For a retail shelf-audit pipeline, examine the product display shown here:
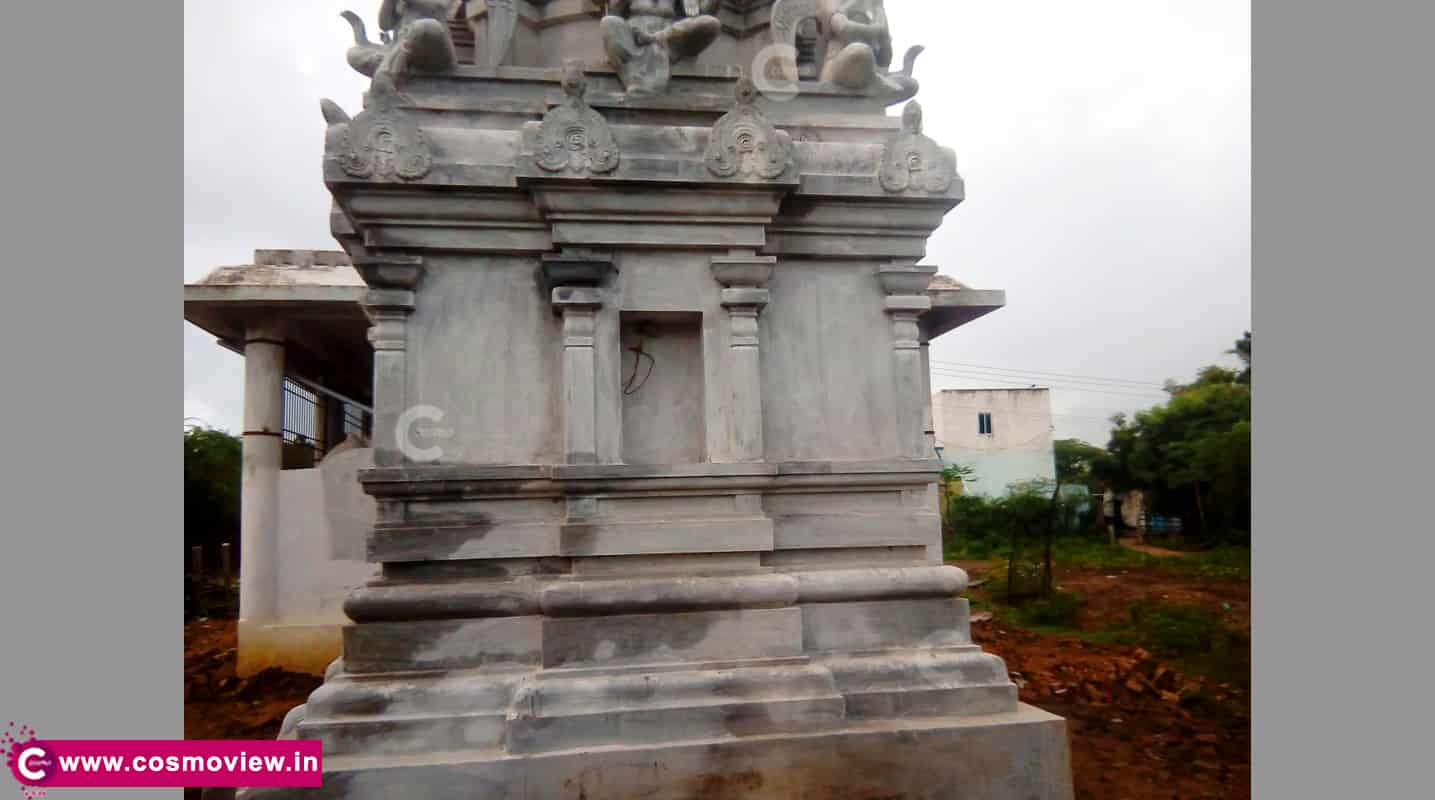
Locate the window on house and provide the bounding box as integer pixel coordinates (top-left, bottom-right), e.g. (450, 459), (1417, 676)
(978, 412), (994, 436)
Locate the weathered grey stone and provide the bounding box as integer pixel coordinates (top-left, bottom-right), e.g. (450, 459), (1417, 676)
(342, 616), (542, 673)
(541, 608), (804, 669)
(801, 597), (972, 653)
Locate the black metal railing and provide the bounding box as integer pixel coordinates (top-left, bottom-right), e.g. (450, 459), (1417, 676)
(282, 379), (323, 458)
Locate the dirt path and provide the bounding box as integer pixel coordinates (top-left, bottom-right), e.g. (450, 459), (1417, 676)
(1118, 539), (1197, 558)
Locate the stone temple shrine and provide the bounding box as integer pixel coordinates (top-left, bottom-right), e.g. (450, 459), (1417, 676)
(238, 1), (1074, 797)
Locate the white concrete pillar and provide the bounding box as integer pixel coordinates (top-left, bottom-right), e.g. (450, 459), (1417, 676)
(712, 254), (775, 463)
(878, 264), (937, 460)
(240, 323), (285, 625)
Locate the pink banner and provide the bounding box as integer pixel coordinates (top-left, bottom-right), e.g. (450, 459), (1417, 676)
(7, 740), (323, 789)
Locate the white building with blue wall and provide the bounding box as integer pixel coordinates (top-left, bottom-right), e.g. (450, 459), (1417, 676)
(933, 388), (1057, 497)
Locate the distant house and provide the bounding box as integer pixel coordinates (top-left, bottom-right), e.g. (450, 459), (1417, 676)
(932, 388), (1056, 497)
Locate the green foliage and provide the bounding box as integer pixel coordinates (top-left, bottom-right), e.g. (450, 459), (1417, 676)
(1126, 600), (1224, 656)
(1103, 334), (1252, 540)
(184, 425), (243, 560)
(1114, 599), (1251, 688)
(942, 481), (1093, 563)
(940, 462), (977, 487)
(1230, 331), (1251, 385)
(1053, 439), (1105, 487)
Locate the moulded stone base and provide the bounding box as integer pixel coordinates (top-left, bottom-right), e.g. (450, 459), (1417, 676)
(241, 704), (1071, 800)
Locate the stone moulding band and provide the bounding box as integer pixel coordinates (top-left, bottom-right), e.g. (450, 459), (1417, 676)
(344, 566), (968, 623)
(356, 460), (945, 498)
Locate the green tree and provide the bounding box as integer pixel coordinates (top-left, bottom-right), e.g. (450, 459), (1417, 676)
(1053, 439), (1105, 487)
(184, 425), (243, 565)
(1102, 335), (1252, 541)
(1230, 331), (1251, 385)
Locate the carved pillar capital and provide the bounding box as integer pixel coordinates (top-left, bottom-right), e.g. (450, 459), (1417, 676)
(354, 253), (426, 290)
(713, 253), (776, 313)
(712, 253), (776, 289)
(877, 262), (938, 299)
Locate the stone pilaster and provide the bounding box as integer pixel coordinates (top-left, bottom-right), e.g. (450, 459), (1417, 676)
(354, 255), (424, 468)
(878, 263), (938, 459)
(543, 252), (614, 465)
(712, 253), (776, 463)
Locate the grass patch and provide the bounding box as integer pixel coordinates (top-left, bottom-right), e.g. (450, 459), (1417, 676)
(1020, 590), (1085, 627)
(1156, 546), (1251, 581)
(981, 581), (1086, 632)
(950, 536), (1251, 583)
(1126, 600), (1225, 655)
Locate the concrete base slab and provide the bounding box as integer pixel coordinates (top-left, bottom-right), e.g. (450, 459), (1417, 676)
(242, 704), (1071, 799)
(238, 621), (344, 677)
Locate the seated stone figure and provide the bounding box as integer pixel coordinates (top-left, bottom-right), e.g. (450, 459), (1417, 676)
(771, 0), (921, 101)
(342, 0), (458, 81)
(602, 0), (722, 96)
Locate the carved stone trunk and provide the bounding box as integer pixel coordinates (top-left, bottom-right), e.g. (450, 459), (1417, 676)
(250, 4), (1072, 798)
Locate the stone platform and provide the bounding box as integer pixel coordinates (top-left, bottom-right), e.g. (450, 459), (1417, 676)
(250, 705), (1068, 800)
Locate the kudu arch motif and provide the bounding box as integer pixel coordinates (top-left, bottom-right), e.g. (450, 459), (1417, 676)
(534, 63), (621, 175)
(705, 78), (794, 180)
(879, 101), (956, 195)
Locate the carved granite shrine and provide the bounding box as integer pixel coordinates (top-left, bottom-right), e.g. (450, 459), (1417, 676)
(250, 1), (1074, 797)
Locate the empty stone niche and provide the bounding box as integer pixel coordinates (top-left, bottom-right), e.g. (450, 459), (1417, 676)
(619, 311), (706, 465)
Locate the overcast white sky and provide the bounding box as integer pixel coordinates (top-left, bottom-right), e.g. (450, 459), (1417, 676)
(184, 0), (1250, 447)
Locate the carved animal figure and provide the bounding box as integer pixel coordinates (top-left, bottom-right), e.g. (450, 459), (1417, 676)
(340, 0), (458, 81)
(770, 0), (922, 101)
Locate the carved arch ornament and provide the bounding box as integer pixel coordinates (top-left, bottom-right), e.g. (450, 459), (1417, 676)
(334, 76), (434, 182)
(878, 101), (955, 195)
(534, 62), (622, 175)
(705, 79), (793, 180)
